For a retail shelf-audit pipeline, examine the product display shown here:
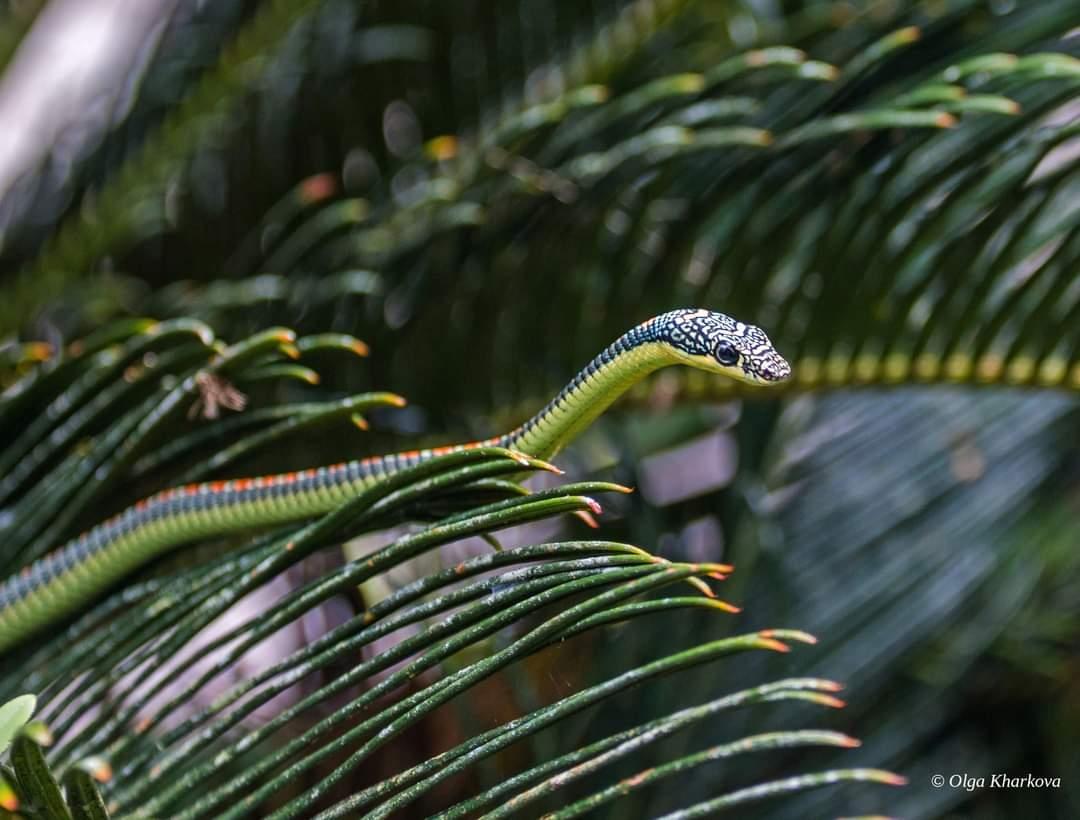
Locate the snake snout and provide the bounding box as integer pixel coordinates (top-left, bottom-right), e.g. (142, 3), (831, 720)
(761, 356), (792, 382)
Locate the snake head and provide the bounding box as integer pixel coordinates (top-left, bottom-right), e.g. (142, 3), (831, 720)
(655, 309), (792, 385)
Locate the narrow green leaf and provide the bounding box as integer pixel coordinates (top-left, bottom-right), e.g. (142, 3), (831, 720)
(892, 84), (967, 108)
(655, 769), (907, 818)
(546, 731), (864, 819)
(61, 767), (110, 820)
(11, 735), (71, 820)
(778, 110), (955, 147)
(435, 679), (845, 819)
(704, 47), (806, 87)
(332, 630), (809, 819)
(936, 95), (1021, 116)
(843, 26), (921, 78)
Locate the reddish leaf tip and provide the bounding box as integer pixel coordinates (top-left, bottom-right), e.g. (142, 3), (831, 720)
(760, 638), (791, 653)
(686, 576), (715, 598)
(90, 760), (114, 783)
(574, 510), (601, 529)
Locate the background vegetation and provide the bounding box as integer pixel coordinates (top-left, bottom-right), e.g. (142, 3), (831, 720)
(0, 0), (1078, 817)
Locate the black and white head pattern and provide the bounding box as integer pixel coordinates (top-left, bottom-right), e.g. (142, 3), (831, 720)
(652, 309), (791, 383)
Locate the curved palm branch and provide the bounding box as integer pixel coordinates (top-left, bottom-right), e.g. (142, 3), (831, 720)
(0, 322), (902, 816)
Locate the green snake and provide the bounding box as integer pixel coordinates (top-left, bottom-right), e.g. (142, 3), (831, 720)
(0, 309), (790, 653)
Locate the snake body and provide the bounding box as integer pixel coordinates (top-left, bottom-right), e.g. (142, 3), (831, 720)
(0, 309), (789, 652)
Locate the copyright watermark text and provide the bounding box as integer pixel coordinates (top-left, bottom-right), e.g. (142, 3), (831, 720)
(931, 773), (1061, 791)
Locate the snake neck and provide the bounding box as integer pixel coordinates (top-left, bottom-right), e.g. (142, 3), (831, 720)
(498, 332), (673, 461)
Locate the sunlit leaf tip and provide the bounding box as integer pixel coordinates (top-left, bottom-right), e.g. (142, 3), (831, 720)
(279, 366), (319, 385)
(685, 576), (715, 598)
(21, 720), (53, 746)
(528, 456), (565, 474)
(271, 328), (297, 345)
(77, 756), (113, 783)
(877, 772), (908, 786)
(708, 598), (740, 614)
(574, 510), (601, 528)
(760, 629), (818, 645)
(758, 637), (792, 653)
(816, 694), (848, 709)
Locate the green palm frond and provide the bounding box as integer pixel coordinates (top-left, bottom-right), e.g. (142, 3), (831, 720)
(57, 2), (1071, 414)
(0, 322), (903, 817)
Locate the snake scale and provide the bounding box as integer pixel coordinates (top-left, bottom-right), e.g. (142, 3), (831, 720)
(0, 309), (790, 652)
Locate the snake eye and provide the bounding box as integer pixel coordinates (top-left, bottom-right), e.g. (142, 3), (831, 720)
(714, 340), (739, 366)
